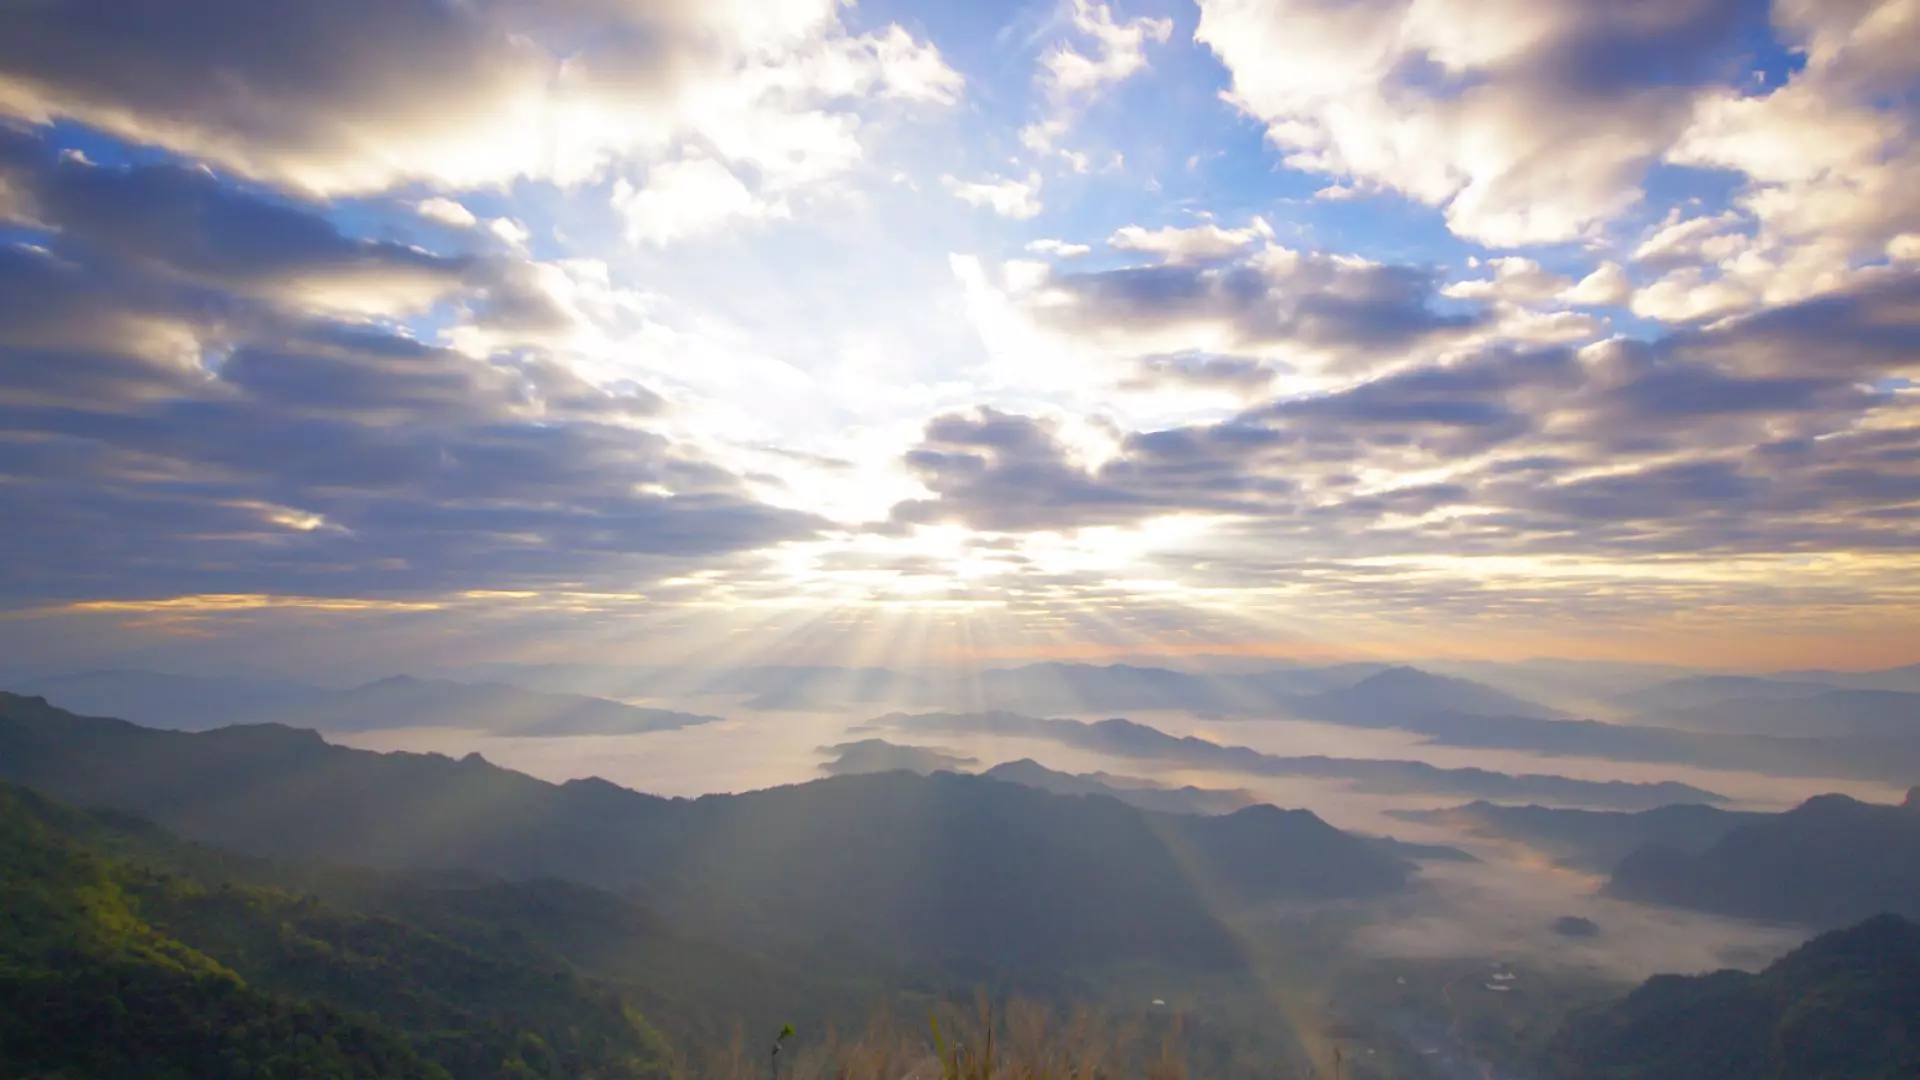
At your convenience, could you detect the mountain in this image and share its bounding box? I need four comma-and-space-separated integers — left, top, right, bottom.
980, 757, 1264, 816
1356, 709, 1920, 783
1297, 666, 1561, 723
0, 781, 676, 1080
8, 668, 333, 728
878, 711, 1727, 809
1647, 687, 1920, 738
302, 675, 722, 735
1613, 674, 1840, 712
1387, 801, 1766, 873
0, 692, 1412, 973
9, 669, 720, 735
1546, 914, 1920, 1080
818, 737, 978, 774
1766, 663, 1920, 694
1607, 793, 1920, 926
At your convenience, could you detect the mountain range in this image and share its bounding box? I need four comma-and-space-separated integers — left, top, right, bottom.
6, 669, 719, 736
0, 691, 1413, 973
875, 710, 1728, 809
1385, 800, 1768, 874
1606, 791, 1920, 927
1547, 914, 1920, 1079
816, 737, 1265, 815
24, 662, 1920, 787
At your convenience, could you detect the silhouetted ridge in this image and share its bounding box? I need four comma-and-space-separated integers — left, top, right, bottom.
1606, 791, 1920, 925
1548, 914, 1920, 1079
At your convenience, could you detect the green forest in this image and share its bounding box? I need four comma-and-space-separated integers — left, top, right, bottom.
0, 782, 673, 1080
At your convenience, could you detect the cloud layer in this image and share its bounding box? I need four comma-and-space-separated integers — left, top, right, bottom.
0, 0, 1915, 666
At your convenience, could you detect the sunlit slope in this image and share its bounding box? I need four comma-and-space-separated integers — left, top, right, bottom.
1, 781, 680, 1080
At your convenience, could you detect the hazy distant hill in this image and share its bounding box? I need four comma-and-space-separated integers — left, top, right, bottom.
1767, 663, 1920, 694
879, 711, 1727, 809
1613, 674, 1840, 712
817, 737, 978, 775
1548, 914, 1920, 1080
1607, 793, 1920, 926
1388, 801, 1766, 873
10, 669, 719, 736
980, 757, 1265, 816
1296, 666, 1562, 722
0, 692, 1412, 972
9, 668, 333, 728
1648, 687, 1920, 738
818, 740, 1267, 816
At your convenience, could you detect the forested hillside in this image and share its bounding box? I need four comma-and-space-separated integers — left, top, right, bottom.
0, 782, 677, 1080
1547, 914, 1920, 1079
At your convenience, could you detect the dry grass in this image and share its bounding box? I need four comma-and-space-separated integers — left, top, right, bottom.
697, 993, 1193, 1080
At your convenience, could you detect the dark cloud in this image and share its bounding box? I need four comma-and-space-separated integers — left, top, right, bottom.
0, 128, 819, 603
1123, 352, 1280, 394
0, 128, 562, 329
887, 298, 1919, 560
1671, 269, 1920, 378
0, 0, 939, 198
0, 0, 561, 193
1035, 250, 1486, 367
895, 409, 1155, 532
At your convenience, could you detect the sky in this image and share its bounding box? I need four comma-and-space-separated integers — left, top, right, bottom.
1, 0, 1917, 675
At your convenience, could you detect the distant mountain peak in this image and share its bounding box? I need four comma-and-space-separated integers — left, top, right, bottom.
1794, 792, 1868, 814
1905, 785, 1919, 810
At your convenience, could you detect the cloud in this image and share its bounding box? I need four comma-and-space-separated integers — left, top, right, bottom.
1443, 258, 1575, 305
1123, 353, 1279, 395
0, 0, 957, 196
0, 127, 820, 603
945, 172, 1044, 219
0, 128, 561, 327
612, 155, 783, 245
416, 198, 478, 229
886, 295, 1912, 569
1028, 245, 1486, 373
1565, 262, 1633, 307
1025, 238, 1092, 258
1108, 218, 1275, 264
1040, 0, 1175, 99
1662, 0, 1920, 303
1195, 0, 1765, 245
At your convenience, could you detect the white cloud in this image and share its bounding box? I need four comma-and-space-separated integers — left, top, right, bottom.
1041, 0, 1175, 99
1194, 0, 1756, 247
489, 217, 532, 249
613, 156, 782, 245
1630, 266, 1757, 324
0, 0, 959, 198
945, 173, 1044, 219
1026, 238, 1092, 258
1662, 0, 1920, 305
1565, 262, 1632, 307
1632, 210, 1749, 269
416, 197, 477, 228
1107, 218, 1275, 263
1443, 258, 1572, 305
